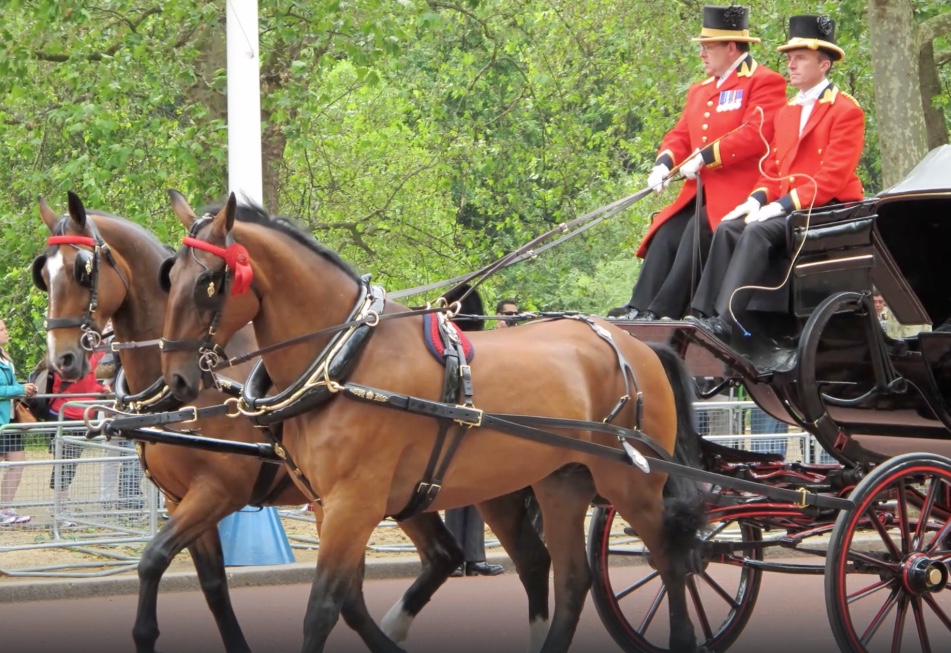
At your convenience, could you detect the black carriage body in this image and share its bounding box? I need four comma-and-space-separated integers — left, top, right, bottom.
619, 145, 951, 466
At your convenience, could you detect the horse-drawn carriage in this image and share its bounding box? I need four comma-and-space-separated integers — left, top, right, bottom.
592, 144, 951, 652
29, 145, 951, 653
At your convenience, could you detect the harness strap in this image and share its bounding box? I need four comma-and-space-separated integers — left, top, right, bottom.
134, 441, 183, 506
266, 423, 322, 505
391, 328, 473, 521
340, 382, 854, 511
96, 403, 232, 432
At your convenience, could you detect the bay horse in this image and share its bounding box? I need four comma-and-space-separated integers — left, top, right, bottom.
32, 192, 550, 653
158, 191, 706, 653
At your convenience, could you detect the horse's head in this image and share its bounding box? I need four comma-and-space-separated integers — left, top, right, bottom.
33, 191, 130, 380
160, 190, 261, 402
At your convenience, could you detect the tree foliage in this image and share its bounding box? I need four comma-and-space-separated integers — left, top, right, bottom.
0, 0, 947, 369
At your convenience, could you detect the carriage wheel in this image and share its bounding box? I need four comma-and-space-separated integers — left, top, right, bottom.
587, 505, 762, 653
826, 453, 951, 653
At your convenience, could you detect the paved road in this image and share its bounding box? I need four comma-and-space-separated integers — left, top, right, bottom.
0, 566, 822, 653
2, 564, 949, 653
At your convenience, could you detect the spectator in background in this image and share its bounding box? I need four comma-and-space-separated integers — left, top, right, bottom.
495, 299, 519, 329
0, 319, 39, 524
872, 290, 888, 331
48, 349, 108, 505
96, 322, 144, 511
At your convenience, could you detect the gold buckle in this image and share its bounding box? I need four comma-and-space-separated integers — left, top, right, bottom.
795, 487, 809, 509
454, 406, 483, 428
182, 406, 199, 423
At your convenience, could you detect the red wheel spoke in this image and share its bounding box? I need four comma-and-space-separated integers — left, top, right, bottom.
847, 577, 897, 604
896, 478, 911, 555
921, 593, 951, 631
861, 588, 900, 646
889, 595, 908, 653
698, 569, 742, 610
866, 510, 903, 561
616, 569, 660, 601
848, 549, 901, 575
913, 479, 942, 551
687, 574, 715, 641
910, 597, 933, 653
637, 584, 666, 634
702, 519, 731, 542
924, 519, 951, 557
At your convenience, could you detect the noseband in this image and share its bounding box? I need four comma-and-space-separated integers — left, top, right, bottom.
33, 219, 130, 351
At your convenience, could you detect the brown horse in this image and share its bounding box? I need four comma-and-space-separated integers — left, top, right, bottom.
159, 191, 706, 653
32, 193, 550, 653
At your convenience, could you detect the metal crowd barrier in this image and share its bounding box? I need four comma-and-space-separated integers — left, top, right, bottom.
1, 397, 832, 578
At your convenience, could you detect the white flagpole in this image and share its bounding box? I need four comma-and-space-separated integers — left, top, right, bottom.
226, 0, 263, 206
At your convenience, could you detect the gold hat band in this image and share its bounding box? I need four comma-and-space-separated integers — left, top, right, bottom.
692, 27, 761, 43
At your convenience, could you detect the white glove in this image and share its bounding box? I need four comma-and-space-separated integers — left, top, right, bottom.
679, 149, 704, 180
646, 164, 670, 194
721, 197, 760, 222
745, 202, 785, 224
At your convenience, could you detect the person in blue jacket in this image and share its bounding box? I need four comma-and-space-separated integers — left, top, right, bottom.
0, 319, 38, 525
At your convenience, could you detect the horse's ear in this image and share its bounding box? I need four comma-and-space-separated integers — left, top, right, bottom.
167, 189, 198, 229
211, 192, 237, 239
66, 191, 87, 229
38, 196, 59, 232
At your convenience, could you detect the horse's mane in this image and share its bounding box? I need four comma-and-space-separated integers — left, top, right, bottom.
202, 202, 361, 283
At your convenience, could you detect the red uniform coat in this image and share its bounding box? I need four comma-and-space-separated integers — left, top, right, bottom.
750, 84, 865, 212
49, 351, 106, 420
637, 54, 787, 257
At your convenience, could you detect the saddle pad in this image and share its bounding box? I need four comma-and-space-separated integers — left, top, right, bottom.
423, 313, 474, 364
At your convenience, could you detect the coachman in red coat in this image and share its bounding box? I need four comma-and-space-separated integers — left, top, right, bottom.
609, 5, 786, 321
687, 14, 865, 342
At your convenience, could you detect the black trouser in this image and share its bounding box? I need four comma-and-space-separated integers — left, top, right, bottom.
691, 217, 787, 323
628, 201, 711, 318
445, 505, 486, 562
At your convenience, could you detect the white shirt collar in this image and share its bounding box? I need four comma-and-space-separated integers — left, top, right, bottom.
716, 54, 748, 88
794, 78, 829, 105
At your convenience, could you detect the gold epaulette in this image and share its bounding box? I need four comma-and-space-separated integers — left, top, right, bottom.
839, 91, 861, 108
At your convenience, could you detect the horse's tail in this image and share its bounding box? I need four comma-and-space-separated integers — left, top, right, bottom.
646, 342, 706, 556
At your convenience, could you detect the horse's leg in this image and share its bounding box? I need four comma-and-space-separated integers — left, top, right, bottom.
188, 525, 252, 653
380, 512, 464, 643
616, 496, 699, 653
302, 507, 405, 653
532, 469, 596, 653
477, 489, 552, 653
132, 498, 247, 653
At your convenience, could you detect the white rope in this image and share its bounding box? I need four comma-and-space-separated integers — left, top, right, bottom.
727, 106, 818, 336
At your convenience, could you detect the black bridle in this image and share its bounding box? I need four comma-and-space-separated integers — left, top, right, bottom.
158, 214, 249, 373
32, 217, 130, 351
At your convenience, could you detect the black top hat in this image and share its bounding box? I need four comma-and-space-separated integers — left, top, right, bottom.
441, 283, 485, 332
777, 15, 845, 62
693, 5, 760, 44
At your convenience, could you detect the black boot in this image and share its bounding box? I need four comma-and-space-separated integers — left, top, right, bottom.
465, 561, 504, 576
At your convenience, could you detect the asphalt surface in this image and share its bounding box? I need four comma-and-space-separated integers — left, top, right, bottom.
0, 552, 478, 603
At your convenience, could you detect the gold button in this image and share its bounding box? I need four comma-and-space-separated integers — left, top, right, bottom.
702, 124, 708, 130
789, 176, 795, 182
817, 148, 822, 154
707, 100, 713, 107
704, 112, 710, 118
702, 136, 708, 143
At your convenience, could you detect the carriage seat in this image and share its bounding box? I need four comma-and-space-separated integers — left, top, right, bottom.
744, 200, 876, 315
